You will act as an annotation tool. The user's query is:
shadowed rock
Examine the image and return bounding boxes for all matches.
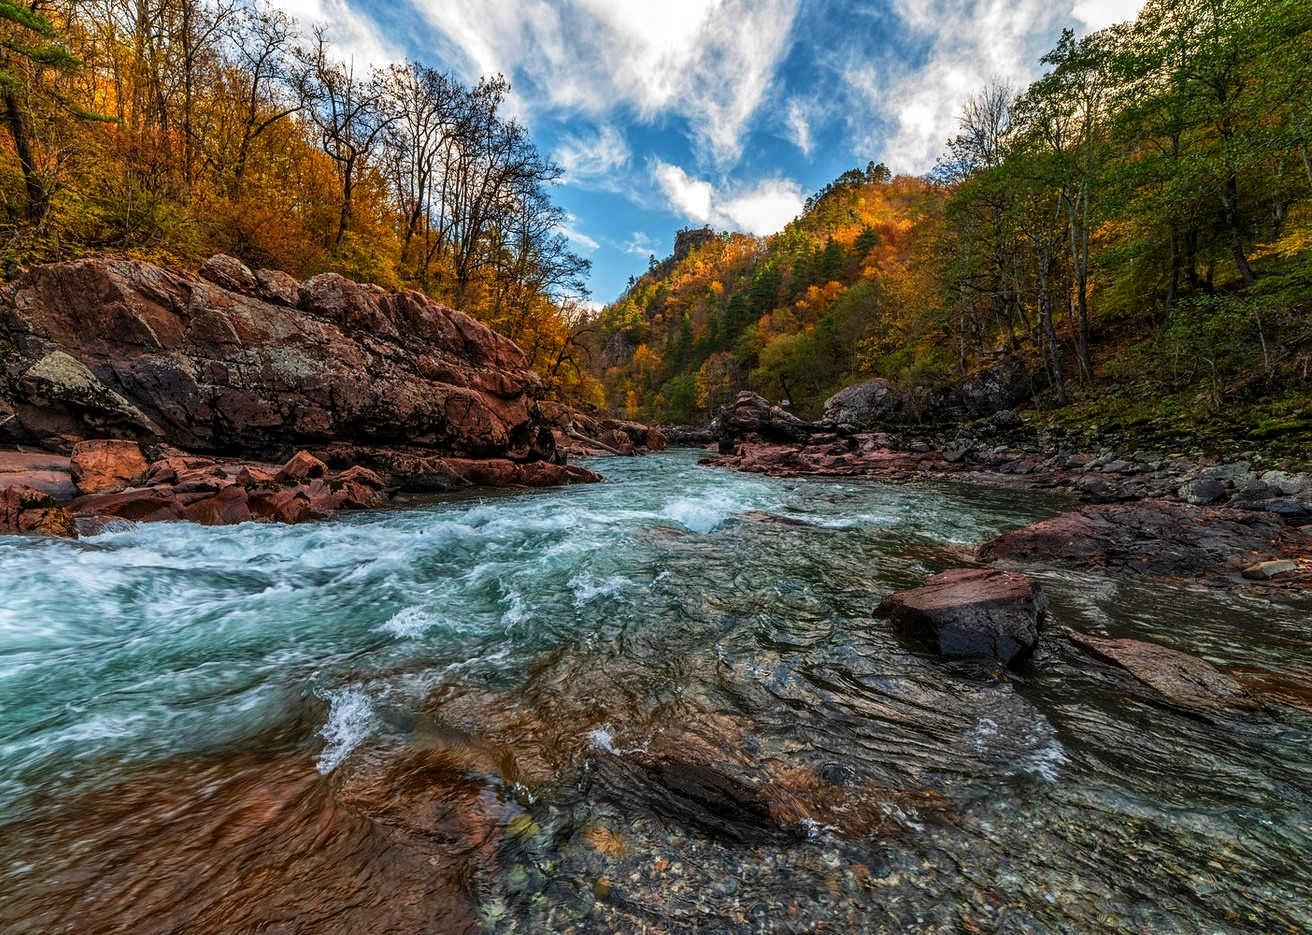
[876,568,1048,667]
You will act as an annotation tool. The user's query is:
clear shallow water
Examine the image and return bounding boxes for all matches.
[0,450,1309,932]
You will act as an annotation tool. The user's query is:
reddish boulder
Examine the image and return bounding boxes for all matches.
[1067,630,1260,713]
[0,450,75,499]
[179,485,252,526]
[277,450,328,483]
[0,484,77,538]
[876,568,1048,666]
[70,439,149,494]
[979,500,1301,578]
[70,488,184,523]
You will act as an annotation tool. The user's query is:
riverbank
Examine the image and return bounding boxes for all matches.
[694,391,1312,590]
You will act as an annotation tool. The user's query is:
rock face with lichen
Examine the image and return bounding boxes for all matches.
[0,255,559,464]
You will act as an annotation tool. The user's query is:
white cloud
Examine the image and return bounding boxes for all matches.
[842,0,1147,174]
[785,98,814,156]
[410,0,800,165]
[559,214,600,252]
[553,124,631,187]
[652,161,803,236]
[265,0,400,68]
[620,231,662,257]
[1072,0,1144,30]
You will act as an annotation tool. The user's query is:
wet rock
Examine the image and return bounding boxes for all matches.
[179,484,252,526]
[822,379,903,429]
[1241,559,1299,580]
[0,484,77,537]
[979,500,1299,579]
[1067,630,1260,713]
[69,487,185,523]
[876,568,1048,667]
[69,439,149,494]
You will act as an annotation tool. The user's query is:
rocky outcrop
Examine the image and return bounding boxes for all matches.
[0,255,557,464]
[1067,631,1260,714]
[715,392,814,451]
[876,568,1048,667]
[70,439,149,493]
[978,500,1305,580]
[540,402,666,458]
[0,255,605,534]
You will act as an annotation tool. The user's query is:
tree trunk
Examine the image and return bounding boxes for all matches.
[335,159,355,251]
[4,92,48,222]
[1222,173,1256,285]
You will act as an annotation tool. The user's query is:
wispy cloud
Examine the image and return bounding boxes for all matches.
[559,214,600,252]
[553,124,631,188]
[266,0,401,67]
[652,161,803,236]
[409,0,800,166]
[620,231,662,257]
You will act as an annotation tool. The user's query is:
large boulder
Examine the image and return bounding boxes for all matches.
[70,439,149,494]
[953,355,1030,417]
[1067,631,1259,713]
[0,256,555,464]
[876,568,1048,667]
[716,392,813,450]
[822,378,903,428]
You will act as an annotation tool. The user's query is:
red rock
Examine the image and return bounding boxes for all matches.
[249,487,322,524]
[70,439,149,494]
[179,485,252,526]
[70,488,184,523]
[277,450,328,483]
[0,449,75,499]
[876,568,1047,666]
[334,465,387,489]
[235,464,278,487]
[0,484,77,538]
[978,500,1302,579]
[1067,630,1260,713]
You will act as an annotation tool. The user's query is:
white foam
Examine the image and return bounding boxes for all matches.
[568,572,631,606]
[379,607,448,638]
[661,497,734,533]
[316,687,377,773]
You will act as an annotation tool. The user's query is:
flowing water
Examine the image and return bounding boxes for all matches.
[1,450,1310,933]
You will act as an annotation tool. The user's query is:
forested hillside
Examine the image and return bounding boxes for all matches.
[0,1,593,395]
[594,0,1312,448]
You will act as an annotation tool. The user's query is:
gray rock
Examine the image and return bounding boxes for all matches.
[821,379,903,429]
[1179,478,1226,505]
[876,568,1047,667]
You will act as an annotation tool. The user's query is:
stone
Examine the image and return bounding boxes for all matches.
[1241,559,1299,580]
[276,450,328,483]
[716,391,813,449]
[0,449,75,499]
[1067,630,1259,713]
[821,379,903,429]
[199,254,258,293]
[69,439,149,494]
[1179,478,1226,505]
[876,568,1047,667]
[979,500,1299,579]
[0,484,77,538]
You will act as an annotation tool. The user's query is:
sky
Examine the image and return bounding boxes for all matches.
[270,0,1145,305]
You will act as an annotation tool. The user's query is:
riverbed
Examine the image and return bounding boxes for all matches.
[1,450,1309,932]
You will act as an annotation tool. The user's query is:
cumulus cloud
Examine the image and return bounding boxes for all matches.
[553,124,631,187]
[653,161,803,236]
[410,0,800,165]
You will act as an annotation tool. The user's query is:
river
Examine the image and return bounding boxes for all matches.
[1,450,1309,932]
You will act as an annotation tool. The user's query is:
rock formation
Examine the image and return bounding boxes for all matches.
[0,255,604,533]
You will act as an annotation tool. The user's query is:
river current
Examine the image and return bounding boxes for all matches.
[1,450,1309,932]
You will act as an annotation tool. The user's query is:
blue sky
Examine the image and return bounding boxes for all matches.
[272,0,1143,304]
